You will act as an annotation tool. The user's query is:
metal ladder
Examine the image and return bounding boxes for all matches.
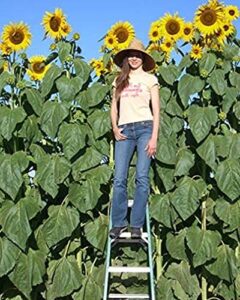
[103,200,155,300]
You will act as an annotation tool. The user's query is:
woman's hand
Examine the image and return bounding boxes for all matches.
[113,127,127,141]
[145,137,157,157]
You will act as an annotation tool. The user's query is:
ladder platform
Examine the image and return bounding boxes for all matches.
[117,232,148,238]
[109,293,149,299]
[108,266,150,273]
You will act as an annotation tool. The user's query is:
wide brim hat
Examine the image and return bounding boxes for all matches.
[113,38,155,72]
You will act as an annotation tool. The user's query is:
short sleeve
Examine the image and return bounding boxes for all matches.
[150,75,159,88]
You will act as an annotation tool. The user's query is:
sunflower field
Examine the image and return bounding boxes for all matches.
[0,0,239,299]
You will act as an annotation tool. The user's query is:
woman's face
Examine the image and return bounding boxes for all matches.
[127,51,143,70]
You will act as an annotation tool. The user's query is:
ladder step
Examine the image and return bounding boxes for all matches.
[108,266,150,273]
[109,294,149,299]
[128,199,134,207]
[118,232,148,238]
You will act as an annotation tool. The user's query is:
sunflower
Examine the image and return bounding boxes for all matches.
[182,22,194,42]
[104,32,118,50]
[89,58,107,77]
[1,22,31,52]
[160,13,184,41]
[190,44,203,59]
[221,22,235,37]
[161,39,175,53]
[27,55,50,81]
[108,21,135,50]
[42,8,69,40]
[147,42,161,53]
[194,0,225,36]
[224,5,240,21]
[148,20,162,42]
[0,42,12,55]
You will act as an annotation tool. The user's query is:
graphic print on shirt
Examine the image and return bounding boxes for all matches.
[121,83,143,98]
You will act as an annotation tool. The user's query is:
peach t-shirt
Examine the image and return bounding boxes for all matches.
[113,72,159,126]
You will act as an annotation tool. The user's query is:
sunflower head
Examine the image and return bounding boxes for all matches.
[190,44,203,60]
[224,5,240,21]
[108,21,135,50]
[194,0,225,36]
[42,8,70,40]
[27,55,50,81]
[0,42,12,55]
[161,39,175,53]
[148,20,162,42]
[160,13,184,41]
[1,22,31,52]
[182,22,194,42]
[104,32,118,50]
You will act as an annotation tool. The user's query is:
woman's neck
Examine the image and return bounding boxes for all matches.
[130,68,145,75]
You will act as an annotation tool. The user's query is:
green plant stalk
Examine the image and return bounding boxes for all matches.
[155,231,163,281]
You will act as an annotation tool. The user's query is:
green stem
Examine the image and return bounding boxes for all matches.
[63,240,71,258]
[155,230,163,280]
[201,198,207,300]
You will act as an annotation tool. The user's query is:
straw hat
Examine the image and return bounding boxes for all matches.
[113,38,155,72]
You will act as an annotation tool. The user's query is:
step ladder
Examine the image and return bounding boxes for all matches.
[103,200,155,300]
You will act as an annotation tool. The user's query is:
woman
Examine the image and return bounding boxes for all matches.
[110,38,160,239]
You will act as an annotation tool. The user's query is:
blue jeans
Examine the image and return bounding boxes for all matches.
[111,120,153,228]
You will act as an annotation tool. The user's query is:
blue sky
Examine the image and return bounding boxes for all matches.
[0,0,239,62]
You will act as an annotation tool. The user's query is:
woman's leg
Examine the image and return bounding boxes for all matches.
[111,138,136,227]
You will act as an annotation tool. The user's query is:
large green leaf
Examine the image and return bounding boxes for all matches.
[207,69,227,96]
[159,65,180,85]
[187,105,218,143]
[73,277,102,300]
[229,71,240,89]
[174,147,195,176]
[56,76,83,102]
[84,214,108,251]
[24,88,43,116]
[59,122,87,160]
[178,74,204,107]
[58,41,71,63]
[41,205,79,248]
[40,101,69,138]
[215,198,240,231]
[41,64,62,97]
[18,115,42,144]
[170,177,205,221]
[150,193,177,228]
[156,276,175,300]
[215,133,240,159]
[0,200,31,250]
[222,87,238,113]
[157,134,177,164]
[0,151,29,200]
[9,249,45,299]
[166,229,188,261]
[199,52,216,76]
[88,110,111,139]
[165,261,201,299]
[47,256,83,299]
[215,158,240,201]
[0,106,26,141]
[186,226,221,267]
[36,155,71,198]
[0,237,20,277]
[197,134,217,170]
[73,57,91,80]
[206,244,238,282]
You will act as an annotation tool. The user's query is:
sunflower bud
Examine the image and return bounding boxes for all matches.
[7,75,15,85]
[232,55,240,62]
[50,43,57,51]
[216,58,223,66]
[182,110,188,118]
[65,55,73,62]
[218,111,226,120]
[73,33,80,41]
[200,69,208,78]
[16,80,26,89]
[19,53,27,60]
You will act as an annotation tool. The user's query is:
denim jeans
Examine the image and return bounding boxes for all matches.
[111,120,153,228]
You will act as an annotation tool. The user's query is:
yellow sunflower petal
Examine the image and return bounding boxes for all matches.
[104,32,118,50]
[27,55,50,81]
[160,13,185,41]
[161,39,175,53]
[194,0,225,36]
[108,21,135,50]
[1,22,31,52]
[0,42,13,55]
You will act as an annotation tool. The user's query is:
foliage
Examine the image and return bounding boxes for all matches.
[0,2,239,300]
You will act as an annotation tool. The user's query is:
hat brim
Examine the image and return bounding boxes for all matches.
[113,48,155,72]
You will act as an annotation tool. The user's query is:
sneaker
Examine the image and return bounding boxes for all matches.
[131,227,142,239]
[109,226,127,239]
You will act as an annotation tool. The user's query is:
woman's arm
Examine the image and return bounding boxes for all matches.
[110,88,127,141]
[145,84,160,157]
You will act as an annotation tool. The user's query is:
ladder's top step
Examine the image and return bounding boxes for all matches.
[108,294,149,299]
[128,199,134,207]
[108,266,150,273]
[118,232,148,238]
